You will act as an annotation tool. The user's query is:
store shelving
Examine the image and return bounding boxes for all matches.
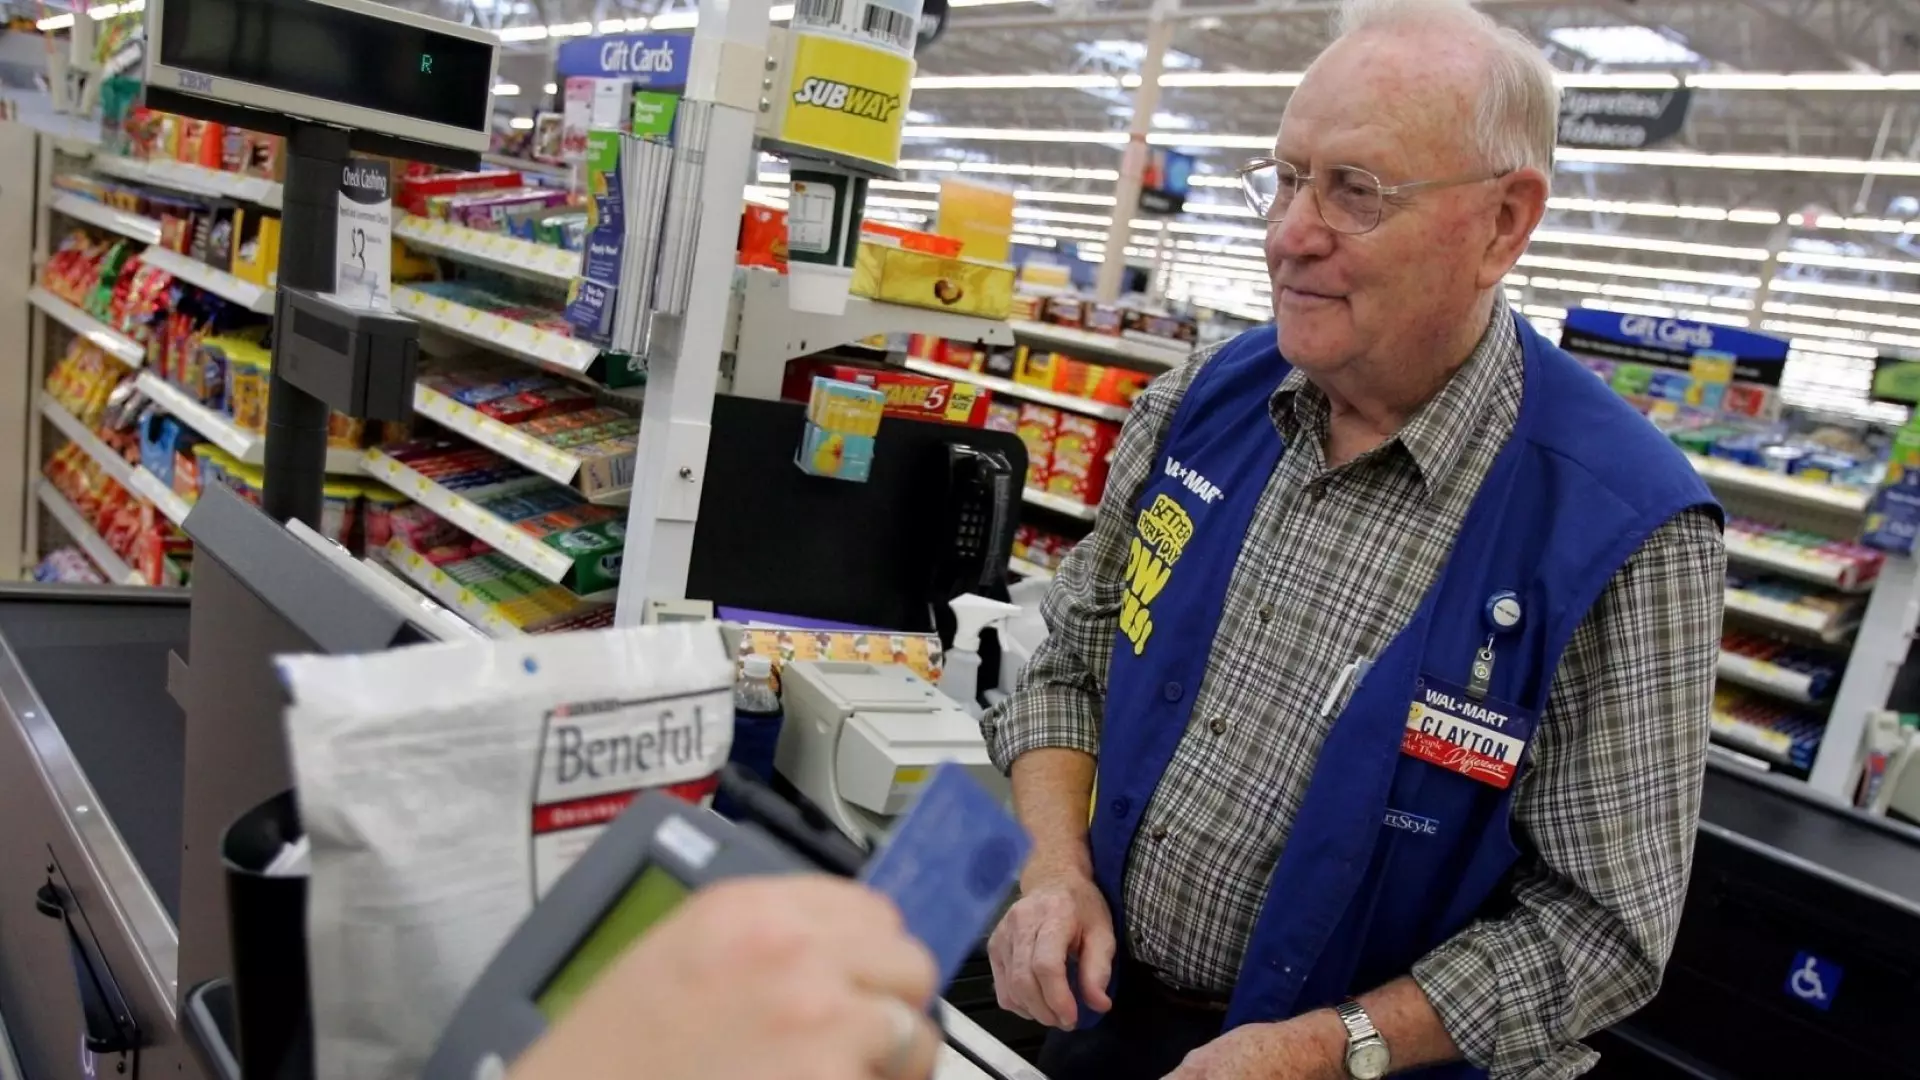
[37,397,133,487]
[411,384,591,487]
[1022,487,1097,521]
[90,153,284,210]
[1709,709,1813,771]
[360,449,575,583]
[394,214,580,288]
[28,287,145,368]
[1723,532,1876,591]
[135,373,365,474]
[1723,585,1859,642]
[126,466,193,528]
[1010,319,1189,371]
[1008,556,1055,580]
[1717,650,1825,705]
[379,539,525,639]
[394,285,601,375]
[139,246,274,315]
[35,481,142,586]
[1686,453,1872,514]
[901,357,1130,422]
[49,192,161,245]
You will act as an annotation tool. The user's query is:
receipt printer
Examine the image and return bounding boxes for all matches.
[776,661,1009,846]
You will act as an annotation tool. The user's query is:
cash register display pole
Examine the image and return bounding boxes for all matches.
[262,121,351,529]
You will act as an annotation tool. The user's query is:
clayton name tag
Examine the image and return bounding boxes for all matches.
[1402,676,1530,789]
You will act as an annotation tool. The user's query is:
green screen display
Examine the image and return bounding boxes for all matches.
[536,867,689,1021]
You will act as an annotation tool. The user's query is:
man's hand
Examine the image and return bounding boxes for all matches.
[985,866,1116,1030]
[1161,1014,1347,1080]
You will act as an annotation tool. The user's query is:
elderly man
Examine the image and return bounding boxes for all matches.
[980,2,1726,1079]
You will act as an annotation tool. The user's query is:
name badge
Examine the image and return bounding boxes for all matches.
[1402,675,1531,789]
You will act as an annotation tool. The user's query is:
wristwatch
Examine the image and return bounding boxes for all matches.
[1335,999,1390,1080]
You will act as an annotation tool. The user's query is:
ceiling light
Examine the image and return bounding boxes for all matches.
[598,18,629,31]
[1147,133,1270,150]
[1556,73,1682,89]
[1546,26,1700,64]
[1729,209,1784,224]
[1763,301,1920,331]
[868,195,940,211]
[1688,72,1920,91]
[493,83,522,96]
[544,83,559,94]
[546,21,594,36]
[903,126,1126,145]
[1015,207,1114,226]
[1182,202,1258,218]
[36,13,74,29]
[1014,190,1117,206]
[496,25,547,40]
[769,2,795,17]
[1557,147,1920,176]
[1768,279,1920,307]
[1778,250,1920,276]
[1761,320,1867,341]
[912,74,1124,90]
[1159,72,1303,87]
[1789,337,1880,358]
[1530,229,1769,261]
[1788,213,1920,234]
[1523,304,1569,319]
[509,117,535,130]
[649,11,698,28]
[1548,196,1730,221]
[1518,254,1760,289]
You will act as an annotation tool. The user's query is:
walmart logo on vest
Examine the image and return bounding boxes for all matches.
[1164,457,1225,504]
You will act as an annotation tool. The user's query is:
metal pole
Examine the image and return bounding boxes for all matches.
[1147,228,1173,305]
[612,0,771,623]
[1095,6,1175,303]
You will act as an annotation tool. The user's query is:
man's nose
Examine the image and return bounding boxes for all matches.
[1266,188,1336,264]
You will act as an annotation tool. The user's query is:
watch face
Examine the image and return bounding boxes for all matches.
[1349,1041,1391,1080]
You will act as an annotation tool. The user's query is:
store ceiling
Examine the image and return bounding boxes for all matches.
[379,0,1920,405]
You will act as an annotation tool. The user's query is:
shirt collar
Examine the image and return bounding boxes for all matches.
[1269,297,1521,496]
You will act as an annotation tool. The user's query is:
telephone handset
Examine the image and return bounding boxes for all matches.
[934,443,1017,601]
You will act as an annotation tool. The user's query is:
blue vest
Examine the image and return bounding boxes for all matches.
[1088,314,1718,1077]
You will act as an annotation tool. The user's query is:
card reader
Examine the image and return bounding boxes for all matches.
[422,791,808,1079]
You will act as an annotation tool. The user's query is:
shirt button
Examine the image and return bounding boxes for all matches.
[1258,604,1274,624]
[1162,681,1183,702]
[1149,824,1169,842]
[1210,717,1228,736]
[1110,796,1132,818]
[1306,481,1327,504]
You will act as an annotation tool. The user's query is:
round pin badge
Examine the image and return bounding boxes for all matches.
[1485,591,1523,633]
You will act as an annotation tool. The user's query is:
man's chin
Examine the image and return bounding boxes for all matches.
[1274,325,1349,371]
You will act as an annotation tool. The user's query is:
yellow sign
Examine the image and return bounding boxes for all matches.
[780,35,913,169]
[938,178,1016,262]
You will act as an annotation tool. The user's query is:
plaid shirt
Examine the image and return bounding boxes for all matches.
[982,302,1725,1079]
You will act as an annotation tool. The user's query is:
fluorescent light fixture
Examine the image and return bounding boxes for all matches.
[1548,196,1731,221]
[496,25,548,40]
[1546,26,1700,64]
[769,3,795,18]
[36,13,74,29]
[1523,304,1569,319]
[509,117,535,130]
[1182,202,1258,219]
[1763,301,1920,331]
[1777,250,1920,276]
[867,195,940,211]
[1190,175,1241,188]
[1530,228,1769,261]
[1788,213,1920,234]
[1788,337,1879,358]
[544,83,559,94]
[912,74,1124,90]
[1688,72,1920,91]
[493,83,522,97]
[1730,209,1785,224]
[598,18,629,31]
[1159,72,1303,87]
[1767,278,1920,307]
[547,21,594,36]
[1761,319,1866,341]
[1557,147,1920,176]
[1518,254,1760,289]
[1557,73,1682,89]
[650,11,699,28]
[903,126,1126,144]
[87,0,144,17]
[1014,190,1117,206]
[1015,207,1116,226]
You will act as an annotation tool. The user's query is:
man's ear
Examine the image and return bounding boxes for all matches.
[1476,167,1549,290]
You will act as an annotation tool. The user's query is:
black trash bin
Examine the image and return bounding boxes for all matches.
[218,789,313,1080]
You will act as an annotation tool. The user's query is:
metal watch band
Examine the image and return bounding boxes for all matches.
[1335,998,1380,1043]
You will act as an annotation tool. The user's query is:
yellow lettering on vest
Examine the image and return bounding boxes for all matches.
[1130,551,1171,605]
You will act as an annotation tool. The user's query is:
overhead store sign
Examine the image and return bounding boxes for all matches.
[1562,307,1788,385]
[1558,87,1691,149]
[1138,147,1193,216]
[555,33,692,88]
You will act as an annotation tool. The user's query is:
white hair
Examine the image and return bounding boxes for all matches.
[1331,0,1559,185]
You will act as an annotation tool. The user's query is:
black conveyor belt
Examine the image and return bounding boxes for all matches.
[1700,758,1920,909]
[0,591,191,920]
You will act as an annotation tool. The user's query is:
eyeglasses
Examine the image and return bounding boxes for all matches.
[1236,158,1507,235]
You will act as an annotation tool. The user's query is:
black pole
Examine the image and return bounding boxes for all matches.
[263,121,352,528]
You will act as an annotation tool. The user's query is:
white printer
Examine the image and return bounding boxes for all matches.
[775,660,1011,846]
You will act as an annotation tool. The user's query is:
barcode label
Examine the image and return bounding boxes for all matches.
[860,3,916,50]
[794,0,843,26]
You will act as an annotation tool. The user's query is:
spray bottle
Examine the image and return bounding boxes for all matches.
[945,593,1023,719]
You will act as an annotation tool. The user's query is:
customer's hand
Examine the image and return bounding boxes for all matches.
[511,875,941,1080]
[986,866,1115,1030]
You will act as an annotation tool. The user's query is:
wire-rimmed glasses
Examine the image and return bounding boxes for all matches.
[1236,158,1508,235]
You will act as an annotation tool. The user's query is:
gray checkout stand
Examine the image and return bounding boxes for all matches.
[0,485,1044,1080]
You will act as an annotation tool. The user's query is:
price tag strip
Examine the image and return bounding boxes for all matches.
[394,286,600,374]
[412,385,582,485]
[395,215,583,286]
[361,450,574,583]
[380,538,523,638]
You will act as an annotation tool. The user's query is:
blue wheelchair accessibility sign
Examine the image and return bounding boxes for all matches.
[1785,952,1842,1011]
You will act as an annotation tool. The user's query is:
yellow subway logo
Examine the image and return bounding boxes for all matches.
[792,77,901,122]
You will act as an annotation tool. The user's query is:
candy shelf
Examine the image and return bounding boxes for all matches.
[140,246,274,315]
[394,285,600,375]
[126,466,192,528]
[1022,487,1097,522]
[1686,453,1872,514]
[136,373,364,474]
[49,191,161,245]
[412,384,591,488]
[28,287,145,368]
[38,396,133,487]
[394,214,580,288]
[90,153,284,210]
[1717,650,1824,705]
[728,268,1017,399]
[1723,532,1876,592]
[1008,556,1055,580]
[901,358,1130,422]
[360,449,574,583]
[1723,586,1859,643]
[1010,319,1190,372]
[1709,712,1810,771]
[379,539,525,639]
[35,481,142,586]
